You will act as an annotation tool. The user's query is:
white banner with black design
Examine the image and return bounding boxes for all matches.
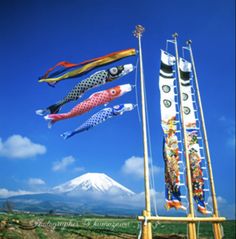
[159,50,177,131]
[159,50,186,211]
[179,58,196,128]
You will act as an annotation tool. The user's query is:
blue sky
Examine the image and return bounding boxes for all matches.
[0,0,235,218]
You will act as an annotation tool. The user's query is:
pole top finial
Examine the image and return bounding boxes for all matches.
[133,25,145,38]
[186,40,192,45]
[172,32,178,38]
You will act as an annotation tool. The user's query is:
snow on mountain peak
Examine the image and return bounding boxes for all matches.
[53,173,135,195]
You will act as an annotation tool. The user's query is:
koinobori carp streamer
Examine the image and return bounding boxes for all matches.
[179,58,210,215]
[44,84,133,127]
[38,48,136,85]
[61,104,136,139]
[159,50,186,211]
[36,64,134,116]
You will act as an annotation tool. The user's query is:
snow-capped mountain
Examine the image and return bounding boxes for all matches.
[53,173,135,196]
[2,173,141,215]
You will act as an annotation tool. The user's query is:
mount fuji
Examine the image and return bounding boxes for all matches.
[53,173,135,196]
[2,173,142,215]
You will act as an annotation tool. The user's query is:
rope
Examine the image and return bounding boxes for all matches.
[220,224,224,238]
[166,40,175,52]
[134,52,158,216]
[136,51,159,217]
[144,216,148,226]
[138,221,142,239]
[143,72,159,217]
[134,57,142,123]
[182,47,185,59]
[186,224,189,239]
[166,40,169,52]
[197,221,200,238]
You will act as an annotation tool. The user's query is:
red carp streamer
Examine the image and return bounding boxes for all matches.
[44,84,133,127]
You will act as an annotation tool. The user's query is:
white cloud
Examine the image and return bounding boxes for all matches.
[52,156,75,171]
[208,196,235,219]
[122,156,162,178]
[227,131,235,147]
[218,116,235,147]
[66,187,165,211]
[0,188,35,198]
[0,135,46,159]
[152,166,162,174]
[28,178,45,186]
[226,124,235,147]
[120,189,165,208]
[74,166,85,173]
[219,116,227,122]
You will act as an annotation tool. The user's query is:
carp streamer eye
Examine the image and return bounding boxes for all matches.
[110,67,118,75]
[114,105,121,110]
[110,89,116,95]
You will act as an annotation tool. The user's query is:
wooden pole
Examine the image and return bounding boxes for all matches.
[186,40,223,239]
[173,33,197,239]
[138,216,226,222]
[133,25,152,239]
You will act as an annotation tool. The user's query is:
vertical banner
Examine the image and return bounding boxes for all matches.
[179,58,210,214]
[159,50,186,210]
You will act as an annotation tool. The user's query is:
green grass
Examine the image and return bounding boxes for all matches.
[35,227,48,239]
[1,230,22,239]
[0,213,235,238]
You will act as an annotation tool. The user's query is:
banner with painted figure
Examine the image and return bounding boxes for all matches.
[179,58,210,214]
[159,50,186,211]
[38,49,136,85]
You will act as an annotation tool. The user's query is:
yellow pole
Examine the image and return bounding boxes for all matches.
[173,33,197,239]
[186,40,223,239]
[133,25,152,239]
[138,216,226,222]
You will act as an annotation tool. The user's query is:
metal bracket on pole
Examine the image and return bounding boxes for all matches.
[133,25,145,38]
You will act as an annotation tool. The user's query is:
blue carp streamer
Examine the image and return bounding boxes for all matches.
[61,104,136,139]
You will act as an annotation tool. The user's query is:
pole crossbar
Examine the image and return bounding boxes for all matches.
[137,216,226,223]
